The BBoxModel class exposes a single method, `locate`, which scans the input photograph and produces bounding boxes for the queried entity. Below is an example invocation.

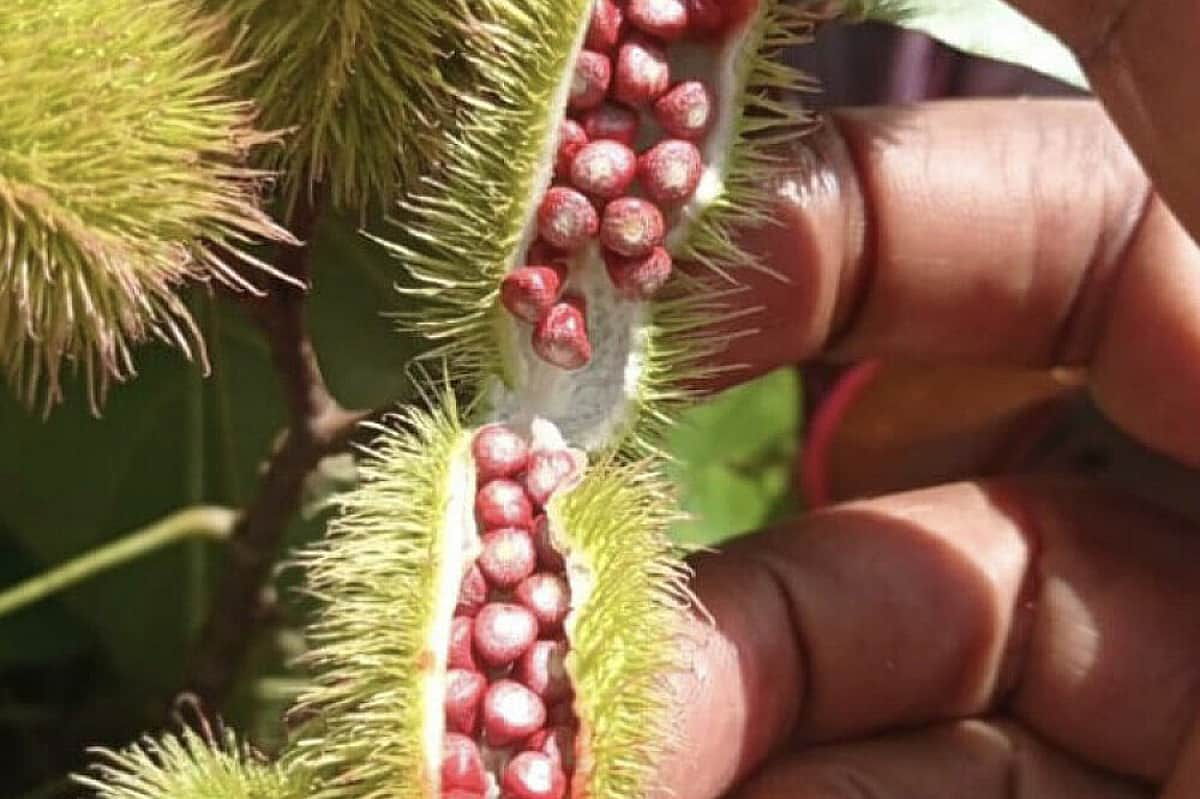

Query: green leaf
[667,368,803,546]
[847,0,1087,88]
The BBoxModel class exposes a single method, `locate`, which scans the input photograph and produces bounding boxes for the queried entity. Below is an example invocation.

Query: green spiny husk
[0,0,288,411]
[552,457,693,799]
[285,398,471,799]
[387,0,815,456]
[203,0,472,213]
[74,726,299,799]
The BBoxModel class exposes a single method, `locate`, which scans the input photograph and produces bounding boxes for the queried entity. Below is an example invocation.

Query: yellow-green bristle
[552,458,694,799]
[286,399,475,799]
[74,727,300,799]
[0,0,289,410]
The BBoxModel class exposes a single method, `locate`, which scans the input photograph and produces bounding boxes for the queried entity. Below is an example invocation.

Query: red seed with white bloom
[601,197,665,257]
[516,573,571,634]
[442,732,488,792]
[472,423,530,481]
[456,563,488,617]
[516,639,573,703]
[638,138,703,205]
[474,602,539,667]
[449,615,478,671]
[581,103,639,147]
[532,297,592,371]
[614,36,670,107]
[532,514,565,572]
[537,187,599,251]
[554,119,589,176]
[585,0,624,52]
[570,140,637,199]
[483,680,548,747]
[445,668,487,735]
[443,791,486,799]
[502,752,567,799]
[654,80,714,140]
[476,478,534,531]
[478,527,537,588]
[523,449,581,506]
[686,0,725,35]
[525,726,576,774]
[501,265,567,325]
[627,0,689,41]
[568,50,611,111]
[605,246,673,300]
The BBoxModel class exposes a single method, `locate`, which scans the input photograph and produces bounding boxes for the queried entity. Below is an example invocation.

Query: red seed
[456,563,488,617]
[449,615,478,671]
[568,50,611,111]
[614,36,670,107]
[474,602,539,667]
[581,103,639,147]
[532,514,565,571]
[554,119,588,176]
[532,298,592,371]
[569,140,637,199]
[483,680,548,747]
[638,139,703,205]
[472,424,530,481]
[605,246,673,301]
[686,0,725,35]
[516,573,571,634]
[442,732,487,792]
[537,187,599,251]
[654,80,714,140]
[445,668,487,735]
[516,639,573,702]
[501,266,567,324]
[476,478,534,531]
[600,197,665,257]
[443,792,485,799]
[627,0,689,41]
[523,449,582,506]
[585,0,623,52]
[478,528,537,588]
[501,752,567,799]
[525,726,576,774]
[526,240,569,267]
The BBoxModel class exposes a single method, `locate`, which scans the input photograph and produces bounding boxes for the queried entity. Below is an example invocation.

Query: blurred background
[0,18,1138,798]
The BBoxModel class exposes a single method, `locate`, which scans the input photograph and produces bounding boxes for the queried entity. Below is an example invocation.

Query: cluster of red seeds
[441,424,583,799]
[501,0,721,372]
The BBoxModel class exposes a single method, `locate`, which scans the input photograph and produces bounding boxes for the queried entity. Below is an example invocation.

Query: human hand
[653,7,1200,798]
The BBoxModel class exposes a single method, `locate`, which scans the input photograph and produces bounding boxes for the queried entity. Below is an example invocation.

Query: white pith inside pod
[391,0,814,456]
[285,401,691,799]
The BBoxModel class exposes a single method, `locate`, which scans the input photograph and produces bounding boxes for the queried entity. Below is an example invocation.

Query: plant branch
[0,507,236,619]
[186,189,373,709]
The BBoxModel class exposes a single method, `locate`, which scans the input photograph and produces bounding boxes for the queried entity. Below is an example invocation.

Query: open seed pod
[0,0,291,411]
[390,0,814,454]
[285,399,693,799]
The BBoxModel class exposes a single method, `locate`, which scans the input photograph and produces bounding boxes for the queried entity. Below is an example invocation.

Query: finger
[731,720,1150,799]
[714,99,1200,466]
[1002,0,1200,238]
[652,481,1200,799]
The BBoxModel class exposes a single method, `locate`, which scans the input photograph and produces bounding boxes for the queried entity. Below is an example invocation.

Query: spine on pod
[389,0,816,456]
[283,403,693,799]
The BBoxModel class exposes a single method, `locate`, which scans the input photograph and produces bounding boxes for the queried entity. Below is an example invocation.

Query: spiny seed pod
[392,0,814,454]
[570,141,639,199]
[73,726,298,799]
[581,103,640,147]
[286,407,693,799]
[0,0,291,411]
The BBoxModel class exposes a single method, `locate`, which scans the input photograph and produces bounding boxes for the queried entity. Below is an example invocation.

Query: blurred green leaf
[668,368,803,546]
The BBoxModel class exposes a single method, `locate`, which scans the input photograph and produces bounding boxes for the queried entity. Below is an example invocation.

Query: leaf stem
[0,506,237,619]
